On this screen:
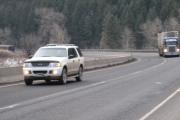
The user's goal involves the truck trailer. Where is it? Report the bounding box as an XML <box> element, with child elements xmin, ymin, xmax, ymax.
<box><xmin>157</xmin><ymin>31</ymin><xmax>180</xmax><ymax>57</ymax></box>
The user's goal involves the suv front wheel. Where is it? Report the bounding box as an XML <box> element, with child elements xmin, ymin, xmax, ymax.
<box><xmin>59</xmin><ymin>68</ymin><xmax>67</xmax><ymax>84</ymax></box>
<box><xmin>24</xmin><ymin>78</ymin><xmax>33</xmax><ymax>86</ymax></box>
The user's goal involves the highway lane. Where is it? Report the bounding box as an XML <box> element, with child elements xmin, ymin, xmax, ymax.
<box><xmin>0</xmin><ymin>53</ymin><xmax>180</xmax><ymax>120</ymax></box>
<box><xmin>0</xmin><ymin>53</ymin><xmax>159</xmax><ymax>107</ymax></box>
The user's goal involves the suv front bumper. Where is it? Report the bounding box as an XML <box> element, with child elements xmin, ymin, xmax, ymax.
<box><xmin>23</xmin><ymin>67</ymin><xmax>63</xmax><ymax>80</ymax></box>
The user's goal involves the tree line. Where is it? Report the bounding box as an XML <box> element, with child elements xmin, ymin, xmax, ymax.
<box><xmin>0</xmin><ymin>0</ymin><xmax>179</xmax><ymax>52</ymax></box>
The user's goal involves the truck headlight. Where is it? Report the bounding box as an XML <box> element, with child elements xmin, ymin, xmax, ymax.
<box><xmin>23</xmin><ymin>63</ymin><xmax>32</xmax><ymax>68</ymax></box>
<box><xmin>176</xmin><ymin>48</ymin><xmax>180</xmax><ymax>52</ymax></box>
<box><xmin>164</xmin><ymin>49</ymin><xmax>168</xmax><ymax>53</ymax></box>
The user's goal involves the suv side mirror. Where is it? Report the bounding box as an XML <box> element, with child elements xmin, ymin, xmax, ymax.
<box><xmin>28</xmin><ymin>55</ymin><xmax>33</xmax><ymax>59</ymax></box>
<box><xmin>68</xmin><ymin>54</ymin><xmax>74</xmax><ymax>59</ymax></box>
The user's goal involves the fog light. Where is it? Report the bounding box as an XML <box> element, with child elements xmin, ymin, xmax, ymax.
<box><xmin>52</xmin><ymin>70</ymin><xmax>58</xmax><ymax>75</ymax></box>
<box><xmin>24</xmin><ymin>70</ymin><xmax>31</xmax><ymax>75</ymax></box>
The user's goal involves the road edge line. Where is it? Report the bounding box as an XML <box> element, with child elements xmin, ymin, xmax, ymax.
<box><xmin>139</xmin><ymin>88</ymin><xmax>180</xmax><ymax>120</ymax></box>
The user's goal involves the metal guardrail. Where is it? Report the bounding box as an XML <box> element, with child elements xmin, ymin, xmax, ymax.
<box><xmin>82</xmin><ymin>49</ymin><xmax>158</xmax><ymax>53</ymax></box>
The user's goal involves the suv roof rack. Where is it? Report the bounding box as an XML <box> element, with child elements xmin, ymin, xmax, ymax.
<box><xmin>46</xmin><ymin>44</ymin><xmax>76</xmax><ymax>46</ymax></box>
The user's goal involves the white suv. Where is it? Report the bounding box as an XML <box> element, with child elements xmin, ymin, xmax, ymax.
<box><xmin>23</xmin><ymin>44</ymin><xmax>84</xmax><ymax>85</ymax></box>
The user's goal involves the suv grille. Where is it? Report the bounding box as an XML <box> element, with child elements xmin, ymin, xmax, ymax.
<box><xmin>33</xmin><ymin>71</ymin><xmax>47</xmax><ymax>74</ymax></box>
<box><xmin>31</xmin><ymin>62</ymin><xmax>50</xmax><ymax>67</ymax></box>
<box><xmin>169</xmin><ymin>47</ymin><xmax>175</xmax><ymax>52</ymax></box>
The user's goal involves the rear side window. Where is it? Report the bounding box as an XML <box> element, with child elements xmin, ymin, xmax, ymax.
<box><xmin>76</xmin><ymin>48</ymin><xmax>83</xmax><ymax>57</ymax></box>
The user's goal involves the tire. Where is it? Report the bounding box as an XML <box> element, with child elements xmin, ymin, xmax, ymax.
<box><xmin>45</xmin><ymin>79</ymin><xmax>51</xmax><ymax>84</ymax></box>
<box><xmin>24</xmin><ymin>78</ymin><xmax>33</xmax><ymax>86</ymax></box>
<box><xmin>158</xmin><ymin>49</ymin><xmax>162</xmax><ymax>57</ymax></box>
<box><xmin>159</xmin><ymin>53</ymin><xmax>162</xmax><ymax>57</ymax></box>
<box><xmin>59</xmin><ymin>68</ymin><xmax>67</xmax><ymax>84</ymax></box>
<box><xmin>163</xmin><ymin>54</ymin><xmax>167</xmax><ymax>58</ymax></box>
<box><xmin>76</xmin><ymin>66</ymin><xmax>83</xmax><ymax>82</ymax></box>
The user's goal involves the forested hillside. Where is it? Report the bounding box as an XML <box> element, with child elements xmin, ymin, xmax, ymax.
<box><xmin>0</xmin><ymin>0</ymin><xmax>180</xmax><ymax>52</ymax></box>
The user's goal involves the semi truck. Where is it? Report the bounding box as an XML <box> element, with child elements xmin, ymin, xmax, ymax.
<box><xmin>158</xmin><ymin>31</ymin><xmax>180</xmax><ymax>57</ymax></box>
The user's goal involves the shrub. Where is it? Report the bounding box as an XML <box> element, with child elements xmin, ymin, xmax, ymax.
<box><xmin>0</xmin><ymin>50</ymin><xmax>16</xmax><ymax>58</ymax></box>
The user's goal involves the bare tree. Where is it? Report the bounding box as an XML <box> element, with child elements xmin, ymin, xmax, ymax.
<box><xmin>164</xmin><ymin>18</ymin><xmax>180</xmax><ymax>32</ymax></box>
<box><xmin>0</xmin><ymin>28</ymin><xmax>12</xmax><ymax>44</ymax></box>
<box><xmin>121</xmin><ymin>27</ymin><xmax>135</xmax><ymax>49</ymax></box>
<box><xmin>36</xmin><ymin>8</ymin><xmax>70</xmax><ymax>45</ymax></box>
<box><xmin>20</xmin><ymin>33</ymin><xmax>40</xmax><ymax>56</ymax></box>
<box><xmin>140</xmin><ymin>18</ymin><xmax>162</xmax><ymax>48</ymax></box>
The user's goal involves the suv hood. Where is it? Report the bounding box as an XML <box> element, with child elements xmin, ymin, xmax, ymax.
<box><xmin>25</xmin><ymin>57</ymin><xmax>67</xmax><ymax>63</ymax></box>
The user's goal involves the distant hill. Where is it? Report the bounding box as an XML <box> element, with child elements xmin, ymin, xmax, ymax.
<box><xmin>0</xmin><ymin>0</ymin><xmax>179</xmax><ymax>52</ymax></box>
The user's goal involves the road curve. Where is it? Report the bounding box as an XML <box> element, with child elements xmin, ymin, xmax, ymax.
<box><xmin>0</xmin><ymin>53</ymin><xmax>180</xmax><ymax>120</ymax></box>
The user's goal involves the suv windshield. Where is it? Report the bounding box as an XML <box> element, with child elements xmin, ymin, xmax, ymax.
<box><xmin>34</xmin><ymin>48</ymin><xmax>67</xmax><ymax>57</ymax></box>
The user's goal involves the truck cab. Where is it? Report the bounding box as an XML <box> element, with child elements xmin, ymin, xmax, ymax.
<box><xmin>158</xmin><ymin>31</ymin><xmax>180</xmax><ymax>57</ymax></box>
<box><xmin>161</xmin><ymin>37</ymin><xmax>180</xmax><ymax>56</ymax></box>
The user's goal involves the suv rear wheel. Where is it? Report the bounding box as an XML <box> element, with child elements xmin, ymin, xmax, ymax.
<box><xmin>76</xmin><ymin>66</ymin><xmax>83</xmax><ymax>82</ymax></box>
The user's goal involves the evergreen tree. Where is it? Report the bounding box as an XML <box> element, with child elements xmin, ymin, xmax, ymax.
<box><xmin>100</xmin><ymin>12</ymin><xmax>122</xmax><ymax>49</ymax></box>
<box><xmin>0</xmin><ymin>0</ymin><xmax>180</xmax><ymax>49</ymax></box>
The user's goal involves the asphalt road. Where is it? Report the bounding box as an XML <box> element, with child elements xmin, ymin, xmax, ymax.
<box><xmin>1</xmin><ymin>53</ymin><xmax>180</xmax><ymax>120</ymax></box>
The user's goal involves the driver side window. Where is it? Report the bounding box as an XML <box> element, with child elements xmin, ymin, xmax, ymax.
<box><xmin>68</xmin><ymin>48</ymin><xmax>77</xmax><ymax>59</ymax></box>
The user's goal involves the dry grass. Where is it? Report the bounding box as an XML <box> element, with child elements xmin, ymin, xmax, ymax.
<box><xmin>0</xmin><ymin>50</ymin><xmax>16</xmax><ymax>58</ymax></box>
<box><xmin>0</xmin><ymin>50</ymin><xmax>26</xmax><ymax>67</ymax></box>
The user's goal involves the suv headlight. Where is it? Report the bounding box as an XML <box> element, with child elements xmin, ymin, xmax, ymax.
<box><xmin>23</xmin><ymin>63</ymin><xmax>32</xmax><ymax>68</ymax></box>
<box><xmin>50</xmin><ymin>62</ymin><xmax>61</xmax><ymax>67</ymax></box>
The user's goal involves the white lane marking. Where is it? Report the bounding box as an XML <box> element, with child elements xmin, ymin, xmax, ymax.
<box><xmin>144</xmin><ymin>59</ymin><xmax>167</xmax><ymax>71</ymax></box>
<box><xmin>0</xmin><ymin>104</ymin><xmax>19</xmax><ymax>110</ymax></box>
<box><xmin>85</xmin><ymin>57</ymin><xmax>165</xmax><ymax>75</ymax></box>
<box><xmin>139</xmin><ymin>88</ymin><xmax>180</xmax><ymax>120</ymax></box>
<box><xmin>155</xmin><ymin>82</ymin><xmax>162</xmax><ymax>85</ymax></box>
<box><xmin>139</xmin><ymin>59</ymin><xmax>166</xmax><ymax>73</ymax></box>
<box><xmin>105</xmin><ymin>59</ymin><xmax>166</xmax><ymax>83</ymax></box>
<box><xmin>0</xmin><ymin>83</ymin><xmax>24</xmax><ymax>89</ymax></box>
<box><xmin>131</xmin><ymin>71</ymin><xmax>143</xmax><ymax>75</ymax></box>
<box><xmin>0</xmin><ymin>81</ymin><xmax>107</xmax><ymax>111</ymax></box>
